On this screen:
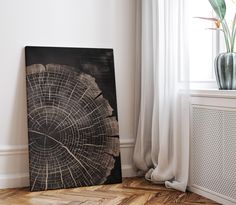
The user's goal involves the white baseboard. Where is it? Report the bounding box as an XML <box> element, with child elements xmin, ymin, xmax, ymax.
<box><xmin>121</xmin><ymin>165</ymin><xmax>137</xmax><ymax>178</ymax></box>
<box><xmin>0</xmin><ymin>166</ymin><xmax>137</xmax><ymax>189</ymax></box>
<box><xmin>0</xmin><ymin>145</ymin><xmax>28</xmax><ymax>156</ymax></box>
<box><xmin>0</xmin><ymin>173</ymin><xmax>29</xmax><ymax>189</ymax></box>
<box><xmin>0</xmin><ymin>138</ymin><xmax>137</xmax><ymax>189</ymax></box>
<box><xmin>188</xmin><ymin>186</ymin><xmax>236</xmax><ymax>205</ymax></box>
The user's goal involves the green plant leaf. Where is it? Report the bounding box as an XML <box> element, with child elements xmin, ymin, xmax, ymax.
<box><xmin>208</xmin><ymin>0</ymin><xmax>226</xmax><ymax>20</ymax></box>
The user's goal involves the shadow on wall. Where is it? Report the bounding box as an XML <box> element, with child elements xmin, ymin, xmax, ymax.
<box><xmin>0</xmin><ymin>48</ymin><xmax>28</xmax><ymax>179</ymax></box>
<box><xmin>8</xmin><ymin>48</ymin><xmax>28</xmax><ymax>145</ymax></box>
<box><xmin>2</xmin><ymin>48</ymin><xmax>29</xmax><ymax>176</ymax></box>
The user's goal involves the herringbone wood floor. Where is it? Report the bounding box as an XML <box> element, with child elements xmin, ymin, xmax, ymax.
<box><xmin>0</xmin><ymin>177</ymin><xmax>219</xmax><ymax>205</ymax></box>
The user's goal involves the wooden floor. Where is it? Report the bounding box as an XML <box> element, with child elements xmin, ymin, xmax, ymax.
<box><xmin>0</xmin><ymin>177</ymin><xmax>219</xmax><ymax>205</ymax></box>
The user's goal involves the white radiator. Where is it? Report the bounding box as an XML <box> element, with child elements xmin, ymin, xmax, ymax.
<box><xmin>189</xmin><ymin>94</ymin><xmax>236</xmax><ymax>205</ymax></box>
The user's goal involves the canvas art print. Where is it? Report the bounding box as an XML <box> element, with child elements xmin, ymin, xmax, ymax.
<box><xmin>25</xmin><ymin>46</ymin><xmax>121</xmax><ymax>191</ymax></box>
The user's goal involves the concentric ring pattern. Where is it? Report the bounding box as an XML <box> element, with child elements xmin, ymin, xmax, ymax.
<box><xmin>26</xmin><ymin>64</ymin><xmax>120</xmax><ymax>191</ymax></box>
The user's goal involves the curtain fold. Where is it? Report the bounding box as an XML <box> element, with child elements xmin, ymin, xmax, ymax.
<box><xmin>133</xmin><ymin>0</ymin><xmax>190</xmax><ymax>192</ymax></box>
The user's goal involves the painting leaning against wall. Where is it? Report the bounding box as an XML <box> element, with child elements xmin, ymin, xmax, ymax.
<box><xmin>25</xmin><ymin>46</ymin><xmax>121</xmax><ymax>191</ymax></box>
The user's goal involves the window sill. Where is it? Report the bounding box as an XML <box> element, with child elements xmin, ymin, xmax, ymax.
<box><xmin>190</xmin><ymin>89</ymin><xmax>236</xmax><ymax>99</ymax></box>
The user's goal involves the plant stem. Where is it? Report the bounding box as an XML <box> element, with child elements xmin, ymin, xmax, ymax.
<box><xmin>232</xmin><ymin>30</ymin><xmax>236</xmax><ymax>52</ymax></box>
<box><xmin>231</xmin><ymin>22</ymin><xmax>236</xmax><ymax>52</ymax></box>
<box><xmin>224</xmin><ymin>20</ymin><xmax>233</xmax><ymax>52</ymax></box>
<box><xmin>231</xmin><ymin>14</ymin><xmax>236</xmax><ymax>52</ymax></box>
<box><xmin>222</xmin><ymin>20</ymin><xmax>231</xmax><ymax>52</ymax></box>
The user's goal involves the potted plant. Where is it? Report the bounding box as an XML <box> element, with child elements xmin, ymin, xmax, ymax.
<box><xmin>198</xmin><ymin>0</ymin><xmax>236</xmax><ymax>89</ymax></box>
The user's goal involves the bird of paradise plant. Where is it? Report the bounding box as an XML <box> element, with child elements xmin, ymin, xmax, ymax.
<box><xmin>197</xmin><ymin>0</ymin><xmax>236</xmax><ymax>52</ymax></box>
<box><xmin>196</xmin><ymin>0</ymin><xmax>236</xmax><ymax>90</ymax></box>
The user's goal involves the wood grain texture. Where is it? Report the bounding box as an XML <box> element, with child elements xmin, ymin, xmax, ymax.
<box><xmin>25</xmin><ymin>46</ymin><xmax>121</xmax><ymax>191</ymax></box>
<box><xmin>0</xmin><ymin>177</ymin><xmax>219</xmax><ymax>205</ymax></box>
<box><xmin>26</xmin><ymin>62</ymin><xmax>121</xmax><ymax>191</ymax></box>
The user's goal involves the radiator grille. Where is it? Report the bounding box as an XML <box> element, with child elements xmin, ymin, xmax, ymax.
<box><xmin>192</xmin><ymin>106</ymin><xmax>236</xmax><ymax>201</ymax></box>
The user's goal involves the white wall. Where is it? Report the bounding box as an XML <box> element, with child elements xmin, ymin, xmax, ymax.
<box><xmin>0</xmin><ymin>0</ymin><xmax>137</xmax><ymax>188</ymax></box>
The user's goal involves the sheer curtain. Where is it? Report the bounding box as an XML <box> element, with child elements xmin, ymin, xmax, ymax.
<box><xmin>133</xmin><ymin>0</ymin><xmax>190</xmax><ymax>192</ymax></box>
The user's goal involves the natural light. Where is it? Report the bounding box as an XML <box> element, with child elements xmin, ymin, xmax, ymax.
<box><xmin>189</xmin><ymin>0</ymin><xmax>215</xmax><ymax>81</ymax></box>
<box><xmin>189</xmin><ymin>0</ymin><xmax>236</xmax><ymax>82</ymax></box>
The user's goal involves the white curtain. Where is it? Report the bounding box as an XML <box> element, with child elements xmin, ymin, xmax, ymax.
<box><xmin>133</xmin><ymin>0</ymin><xmax>190</xmax><ymax>192</ymax></box>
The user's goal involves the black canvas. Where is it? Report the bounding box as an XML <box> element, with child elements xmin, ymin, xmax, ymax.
<box><xmin>25</xmin><ymin>46</ymin><xmax>122</xmax><ymax>191</ymax></box>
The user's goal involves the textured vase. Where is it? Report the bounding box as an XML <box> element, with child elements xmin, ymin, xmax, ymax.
<box><xmin>215</xmin><ymin>52</ymin><xmax>236</xmax><ymax>90</ymax></box>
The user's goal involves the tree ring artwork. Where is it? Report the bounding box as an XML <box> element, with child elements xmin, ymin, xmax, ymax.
<box><xmin>25</xmin><ymin>47</ymin><xmax>121</xmax><ymax>191</ymax></box>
